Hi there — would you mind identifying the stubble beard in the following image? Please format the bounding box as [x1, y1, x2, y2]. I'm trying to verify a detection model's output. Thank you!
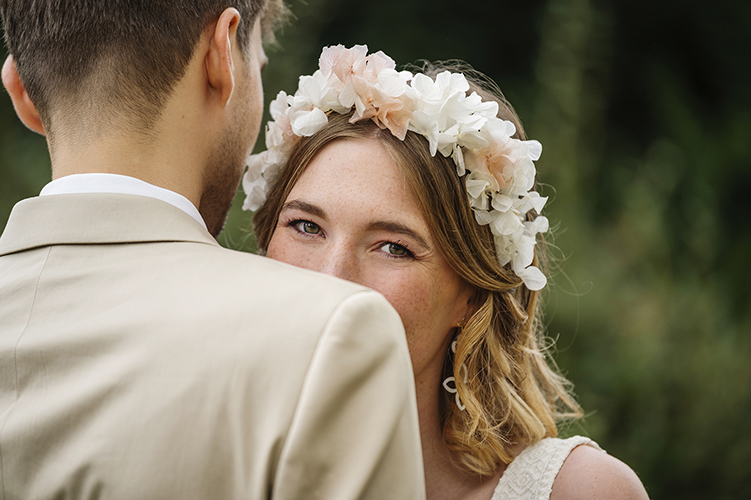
[199, 57, 261, 238]
[199, 116, 250, 238]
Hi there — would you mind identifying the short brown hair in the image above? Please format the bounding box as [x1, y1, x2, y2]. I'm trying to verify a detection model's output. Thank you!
[1, 0, 286, 133]
[254, 66, 582, 476]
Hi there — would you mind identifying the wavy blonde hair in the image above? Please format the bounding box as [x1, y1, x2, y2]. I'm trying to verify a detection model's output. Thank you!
[254, 64, 582, 477]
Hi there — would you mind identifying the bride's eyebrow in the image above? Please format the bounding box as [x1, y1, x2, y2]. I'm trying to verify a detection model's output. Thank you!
[367, 221, 430, 250]
[280, 200, 328, 220]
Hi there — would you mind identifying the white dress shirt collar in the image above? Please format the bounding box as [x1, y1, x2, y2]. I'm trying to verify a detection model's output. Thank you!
[40, 173, 207, 231]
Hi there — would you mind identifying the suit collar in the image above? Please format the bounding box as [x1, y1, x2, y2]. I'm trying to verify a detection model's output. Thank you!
[0, 193, 220, 256]
[40, 173, 208, 231]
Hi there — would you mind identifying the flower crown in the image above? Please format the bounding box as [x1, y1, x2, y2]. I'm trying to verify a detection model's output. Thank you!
[243, 45, 550, 290]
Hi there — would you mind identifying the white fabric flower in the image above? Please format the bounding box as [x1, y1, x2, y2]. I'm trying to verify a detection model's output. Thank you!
[515, 265, 547, 291]
[242, 152, 277, 211]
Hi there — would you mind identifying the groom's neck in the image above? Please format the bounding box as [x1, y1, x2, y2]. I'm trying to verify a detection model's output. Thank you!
[50, 131, 202, 207]
[47, 70, 221, 210]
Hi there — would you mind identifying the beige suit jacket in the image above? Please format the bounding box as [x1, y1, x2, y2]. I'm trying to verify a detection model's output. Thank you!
[0, 193, 425, 500]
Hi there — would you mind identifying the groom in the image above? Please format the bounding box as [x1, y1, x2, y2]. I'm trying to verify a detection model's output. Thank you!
[0, 1, 424, 499]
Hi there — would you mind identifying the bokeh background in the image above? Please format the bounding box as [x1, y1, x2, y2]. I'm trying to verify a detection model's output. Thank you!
[2, 0, 749, 497]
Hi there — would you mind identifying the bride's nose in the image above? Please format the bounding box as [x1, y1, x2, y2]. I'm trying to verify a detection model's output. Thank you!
[318, 241, 360, 283]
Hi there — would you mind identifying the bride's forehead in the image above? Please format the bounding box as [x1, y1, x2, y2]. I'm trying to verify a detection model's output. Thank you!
[298, 139, 408, 192]
[287, 142, 427, 225]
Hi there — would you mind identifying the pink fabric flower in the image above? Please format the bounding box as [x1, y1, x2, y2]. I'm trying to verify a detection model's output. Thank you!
[464, 142, 515, 190]
[319, 45, 370, 85]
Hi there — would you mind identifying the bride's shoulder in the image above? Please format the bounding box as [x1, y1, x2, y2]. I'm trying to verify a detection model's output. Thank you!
[551, 443, 650, 500]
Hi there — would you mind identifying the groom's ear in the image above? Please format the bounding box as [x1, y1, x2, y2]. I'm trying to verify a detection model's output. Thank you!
[2, 56, 45, 135]
[205, 8, 242, 108]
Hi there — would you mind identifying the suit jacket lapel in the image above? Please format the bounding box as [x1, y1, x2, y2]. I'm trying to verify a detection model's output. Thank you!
[0, 193, 220, 256]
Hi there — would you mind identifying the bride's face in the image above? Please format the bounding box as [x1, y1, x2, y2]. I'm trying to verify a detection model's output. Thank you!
[267, 138, 473, 379]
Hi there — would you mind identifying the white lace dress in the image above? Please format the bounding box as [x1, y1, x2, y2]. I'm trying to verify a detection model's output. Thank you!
[491, 436, 603, 500]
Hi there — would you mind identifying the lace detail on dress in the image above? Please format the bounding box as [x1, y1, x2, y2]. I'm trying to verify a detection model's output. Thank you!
[491, 436, 603, 500]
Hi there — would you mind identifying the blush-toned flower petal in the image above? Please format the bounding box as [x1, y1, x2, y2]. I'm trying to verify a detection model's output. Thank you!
[463, 149, 490, 176]
[375, 95, 413, 141]
[321, 44, 369, 84]
[319, 44, 345, 76]
[365, 51, 396, 78]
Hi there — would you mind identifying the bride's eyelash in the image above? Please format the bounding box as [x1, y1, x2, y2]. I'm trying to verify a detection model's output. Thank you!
[381, 240, 416, 259]
[282, 217, 322, 237]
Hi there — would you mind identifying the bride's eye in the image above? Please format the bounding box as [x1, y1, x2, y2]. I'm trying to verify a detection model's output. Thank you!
[292, 220, 321, 235]
[380, 242, 412, 258]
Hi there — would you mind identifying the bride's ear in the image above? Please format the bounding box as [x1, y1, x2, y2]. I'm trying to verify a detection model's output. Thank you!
[2, 56, 45, 135]
[456, 288, 481, 330]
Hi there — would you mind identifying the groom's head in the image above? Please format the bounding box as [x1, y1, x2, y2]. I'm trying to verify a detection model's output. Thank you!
[1, 0, 286, 236]
[1, 0, 282, 137]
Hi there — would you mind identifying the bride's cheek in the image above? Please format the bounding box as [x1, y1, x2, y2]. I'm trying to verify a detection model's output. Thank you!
[266, 236, 287, 261]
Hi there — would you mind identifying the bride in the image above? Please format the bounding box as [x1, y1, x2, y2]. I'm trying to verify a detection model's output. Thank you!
[244, 45, 649, 500]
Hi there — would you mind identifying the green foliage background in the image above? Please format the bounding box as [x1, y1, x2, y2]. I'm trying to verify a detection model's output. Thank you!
[2, 0, 749, 497]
